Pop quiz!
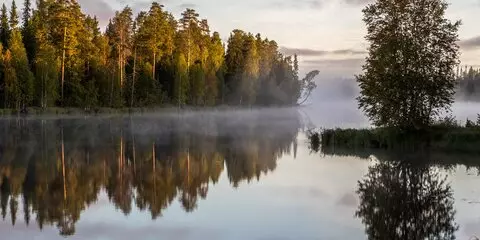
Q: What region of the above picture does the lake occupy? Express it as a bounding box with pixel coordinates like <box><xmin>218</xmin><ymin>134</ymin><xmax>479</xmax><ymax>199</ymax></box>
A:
<box><xmin>0</xmin><ymin>106</ymin><xmax>479</xmax><ymax>240</ymax></box>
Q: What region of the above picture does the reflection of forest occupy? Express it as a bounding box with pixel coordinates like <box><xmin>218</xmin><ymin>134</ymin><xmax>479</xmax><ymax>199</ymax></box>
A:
<box><xmin>356</xmin><ymin>158</ymin><xmax>458</xmax><ymax>239</ymax></box>
<box><xmin>0</xmin><ymin>111</ymin><xmax>300</xmax><ymax>236</ymax></box>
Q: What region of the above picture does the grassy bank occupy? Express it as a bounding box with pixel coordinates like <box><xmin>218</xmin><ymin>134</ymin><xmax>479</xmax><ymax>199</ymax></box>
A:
<box><xmin>313</xmin><ymin>125</ymin><xmax>480</xmax><ymax>153</ymax></box>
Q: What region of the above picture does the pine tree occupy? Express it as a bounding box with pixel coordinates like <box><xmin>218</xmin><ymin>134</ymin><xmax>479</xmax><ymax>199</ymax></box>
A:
<box><xmin>106</xmin><ymin>7</ymin><xmax>134</xmax><ymax>106</ymax></box>
<box><xmin>136</xmin><ymin>3</ymin><xmax>175</xmax><ymax>80</ymax></box>
<box><xmin>3</xmin><ymin>49</ymin><xmax>19</xmax><ymax>108</ymax></box>
<box><xmin>0</xmin><ymin>0</ymin><xmax>313</xmax><ymax>109</ymax></box>
<box><xmin>205</xmin><ymin>32</ymin><xmax>224</xmax><ymax>105</ymax></box>
<box><xmin>32</xmin><ymin>1</ymin><xmax>58</xmax><ymax>107</ymax></box>
<box><xmin>22</xmin><ymin>0</ymin><xmax>34</xmax><ymax>65</ymax></box>
<box><xmin>22</xmin><ymin>0</ymin><xmax>31</xmax><ymax>26</ymax></box>
<box><xmin>174</xmin><ymin>53</ymin><xmax>189</xmax><ymax>105</ymax></box>
<box><xmin>48</xmin><ymin>0</ymin><xmax>88</xmax><ymax>106</ymax></box>
<box><xmin>0</xmin><ymin>43</ymin><xmax>4</xmax><ymax>107</ymax></box>
<box><xmin>9</xmin><ymin>0</ymin><xmax>19</xmax><ymax>29</ymax></box>
<box><xmin>0</xmin><ymin>4</ymin><xmax>9</xmax><ymax>47</ymax></box>
<box><xmin>241</xmin><ymin>34</ymin><xmax>260</xmax><ymax>105</ymax></box>
<box><xmin>9</xmin><ymin>29</ymin><xmax>34</xmax><ymax>108</ymax></box>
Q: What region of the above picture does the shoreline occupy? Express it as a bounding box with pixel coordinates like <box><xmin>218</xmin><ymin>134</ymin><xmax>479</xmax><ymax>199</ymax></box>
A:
<box><xmin>0</xmin><ymin>105</ymin><xmax>302</xmax><ymax>117</ymax></box>
<box><xmin>310</xmin><ymin>126</ymin><xmax>480</xmax><ymax>154</ymax></box>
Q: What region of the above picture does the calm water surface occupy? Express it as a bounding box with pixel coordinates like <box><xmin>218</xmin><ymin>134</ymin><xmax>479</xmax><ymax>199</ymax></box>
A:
<box><xmin>0</xmin><ymin>107</ymin><xmax>479</xmax><ymax>240</ymax></box>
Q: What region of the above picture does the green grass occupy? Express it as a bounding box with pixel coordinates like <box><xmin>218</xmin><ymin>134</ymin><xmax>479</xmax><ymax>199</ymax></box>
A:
<box><xmin>317</xmin><ymin>126</ymin><xmax>480</xmax><ymax>153</ymax></box>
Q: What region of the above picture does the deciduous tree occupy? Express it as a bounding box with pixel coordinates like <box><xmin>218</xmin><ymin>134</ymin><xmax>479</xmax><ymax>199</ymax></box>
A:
<box><xmin>357</xmin><ymin>0</ymin><xmax>461</xmax><ymax>128</ymax></box>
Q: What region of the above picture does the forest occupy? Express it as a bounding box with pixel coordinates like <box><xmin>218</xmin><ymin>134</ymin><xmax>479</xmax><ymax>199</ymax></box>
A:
<box><xmin>0</xmin><ymin>0</ymin><xmax>317</xmax><ymax>110</ymax></box>
<box><xmin>456</xmin><ymin>66</ymin><xmax>480</xmax><ymax>101</ymax></box>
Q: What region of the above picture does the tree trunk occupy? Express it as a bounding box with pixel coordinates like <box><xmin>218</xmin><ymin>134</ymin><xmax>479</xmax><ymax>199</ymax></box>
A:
<box><xmin>61</xmin><ymin>26</ymin><xmax>66</xmax><ymax>106</ymax></box>
<box><xmin>152</xmin><ymin>142</ymin><xmax>156</xmax><ymax>170</ymax></box>
<box><xmin>152</xmin><ymin>51</ymin><xmax>156</xmax><ymax>80</ymax></box>
<box><xmin>119</xmin><ymin>31</ymin><xmax>124</xmax><ymax>89</ymax></box>
<box><xmin>131</xmin><ymin>118</ymin><xmax>136</xmax><ymax>174</ymax></box>
<box><xmin>61</xmin><ymin>127</ymin><xmax>66</xmax><ymax>201</ymax></box>
<box><xmin>131</xmin><ymin>48</ymin><xmax>136</xmax><ymax>108</ymax></box>
<box><xmin>187</xmin><ymin>149</ymin><xmax>190</xmax><ymax>183</ymax></box>
<box><xmin>119</xmin><ymin>135</ymin><xmax>124</xmax><ymax>173</ymax></box>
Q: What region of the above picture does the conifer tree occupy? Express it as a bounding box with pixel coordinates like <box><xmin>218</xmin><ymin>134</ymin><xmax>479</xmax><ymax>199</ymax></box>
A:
<box><xmin>9</xmin><ymin>29</ymin><xmax>34</xmax><ymax>108</ymax></box>
<box><xmin>9</xmin><ymin>0</ymin><xmax>19</xmax><ymax>29</ymax></box>
<box><xmin>0</xmin><ymin>4</ymin><xmax>9</xmax><ymax>47</ymax></box>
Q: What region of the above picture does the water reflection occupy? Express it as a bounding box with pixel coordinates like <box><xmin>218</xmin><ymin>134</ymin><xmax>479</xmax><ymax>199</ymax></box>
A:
<box><xmin>0</xmin><ymin>109</ymin><xmax>301</xmax><ymax>236</ymax></box>
<box><xmin>321</xmin><ymin>144</ymin><xmax>464</xmax><ymax>239</ymax></box>
<box><xmin>356</xmin><ymin>157</ymin><xmax>458</xmax><ymax>239</ymax></box>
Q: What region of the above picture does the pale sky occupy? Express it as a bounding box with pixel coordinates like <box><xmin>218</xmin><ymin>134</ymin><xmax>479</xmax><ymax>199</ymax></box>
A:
<box><xmin>3</xmin><ymin>0</ymin><xmax>480</xmax><ymax>78</ymax></box>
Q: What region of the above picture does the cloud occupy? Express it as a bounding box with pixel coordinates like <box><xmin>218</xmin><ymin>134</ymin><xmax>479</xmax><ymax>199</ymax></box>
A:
<box><xmin>280</xmin><ymin>46</ymin><xmax>367</xmax><ymax>57</ymax></box>
<box><xmin>342</xmin><ymin>0</ymin><xmax>372</xmax><ymax>6</ymax></box>
<box><xmin>336</xmin><ymin>192</ymin><xmax>358</xmax><ymax>207</ymax></box>
<box><xmin>303</xmin><ymin>58</ymin><xmax>364</xmax><ymax>66</ymax></box>
<box><xmin>268</xmin><ymin>0</ymin><xmax>324</xmax><ymax>9</ymax></box>
<box><xmin>268</xmin><ymin>0</ymin><xmax>371</xmax><ymax>9</ymax></box>
<box><xmin>459</xmin><ymin>36</ymin><xmax>480</xmax><ymax>50</ymax></box>
<box><xmin>178</xmin><ymin>3</ymin><xmax>198</xmax><ymax>10</ymax></box>
<box><xmin>302</xmin><ymin>58</ymin><xmax>365</xmax><ymax>78</ymax></box>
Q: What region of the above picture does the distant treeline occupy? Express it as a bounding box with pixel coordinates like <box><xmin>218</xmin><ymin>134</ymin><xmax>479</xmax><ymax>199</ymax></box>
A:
<box><xmin>0</xmin><ymin>0</ymin><xmax>316</xmax><ymax>110</ymax></box>
<box><xmin>456</xmin><ymin>66</ymin><xmax>480</xmax><ymax>101</ymax></box>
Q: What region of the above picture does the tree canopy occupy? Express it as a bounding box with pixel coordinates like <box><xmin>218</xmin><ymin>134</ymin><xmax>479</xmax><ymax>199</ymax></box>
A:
<box><xmin>357</xmin><ymin>0</ymin><xmax>460</xmax><ymax>128</ymax></box>
<box><xmin>0</xmin><ymin>1</ymin><xmax>318</xmax><ymax>110</ymax></box>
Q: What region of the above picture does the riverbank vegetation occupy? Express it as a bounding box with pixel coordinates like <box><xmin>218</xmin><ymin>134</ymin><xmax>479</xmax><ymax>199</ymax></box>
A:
<box><xmin>0</xmin><ymin>0</ymin><xmax>318</xmax><ymax>111</ymax></box>
<box><xmin>308</xmin><ymin>115</ymin><xmax>480</xmax><ymax>153</ymax></box>
<box><xmin>308</xmin><ymin>0</ymin><xmax>480</xmax><ymax>153</ymax></box>
<box><xmin>456</xmin><ymin>67</ymin><xmax>480</xmax><ymax>101</ymax></box>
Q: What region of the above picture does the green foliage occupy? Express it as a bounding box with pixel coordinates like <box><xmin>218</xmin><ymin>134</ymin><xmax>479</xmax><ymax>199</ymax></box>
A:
<box><xmin>9</xmin><ymin>0</ymin><xmax>19</xmax><ymax>29</ymax></box>
<box><xmin>21</xmin><ymin>0</ymin><xmax>34</xmax><ymax>65</ymax></box>
<box><xmin>316</xmin><ymin>126</ymin><xmax>480</xmax><ymax>153</ymax></box>
<box><xmin>3</xmin><ymin>50</ymin><xmax>20</xmax><ymax>108</ymax></box>
<box><xmin>225</xmin><ymin>30</ymin><xmax>317</xmax><ymax>106</ymax></box>
<box><xmin>456</xmin><ymin>66</ymin><xmax>480</xmax><ymax>100</ymax></box>
<box><xmin>0</xmin><ymin>43</ymin><xmax>4</xmax><ymax>107</ymax></box>
<box><xmin>0</xmin><ymin>4</ymin><xmax>9</xmax><ymax>47</ymax></box>
<box><xmin>8</xmin><ymin>29</ymin><xmax>34</xmax><ymax>108</ymax></box>
<box><xmin>434</xmin><ymin>115</ymin><xmax>459</xmax><ymax>128</ymax></box>
<box><xmin>357</xmin><ymin>0</ymin><xmax>460</xmax><ymax>128</ymax></box>
<box><xmin>306</xmin><ymin>129</ymin><xmax>320</xmax><ymax>152</ymax></box>
<box><xmin>0</xmin><ymin>1</ymin><xmax>313</xmax><ymax>110</ymax></box>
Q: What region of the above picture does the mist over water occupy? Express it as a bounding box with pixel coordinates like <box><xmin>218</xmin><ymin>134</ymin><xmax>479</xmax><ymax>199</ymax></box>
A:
<box><xmin>302</xmin><ymin>77</ymin><xmax>480</xmax><ymax>128</ymax></box>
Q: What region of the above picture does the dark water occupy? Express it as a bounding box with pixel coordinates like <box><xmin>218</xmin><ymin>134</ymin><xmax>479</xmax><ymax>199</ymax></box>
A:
<box><xmin>0</xmin><ymin>108</ymin><xmax>479</xmax><ymax>240</ymax></box>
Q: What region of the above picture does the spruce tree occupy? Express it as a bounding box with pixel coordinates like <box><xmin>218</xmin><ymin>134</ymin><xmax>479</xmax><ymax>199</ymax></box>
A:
<box><xmin>9</xmin><ymin>0</ymin><xmax>19</xmax><ymax>29</ymax></box>
<box><xmin>0</xmin><ymin>4</ymin><xmax>9</xmax><ymax>47</ymax></box>
<box><xmin>22</xmin><ymin>0</ymin><xmax>34</xmax><ymax>64</ymax></box>
<box><xmin>9</xmin><ymin>29</ymin><xmax>34</xmax><ymax>108</ymax></box>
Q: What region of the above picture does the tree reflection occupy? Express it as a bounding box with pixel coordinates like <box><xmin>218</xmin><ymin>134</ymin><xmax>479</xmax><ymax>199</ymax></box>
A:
<box><xmin>0</xmin><ymin>109</ymin><xmax>301</xmax><ymax>236</ymax></box>
<box><xmin>356</xmin><ymin>158</ymin><xmax>458</xmax><ymax>240</ymax></box>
